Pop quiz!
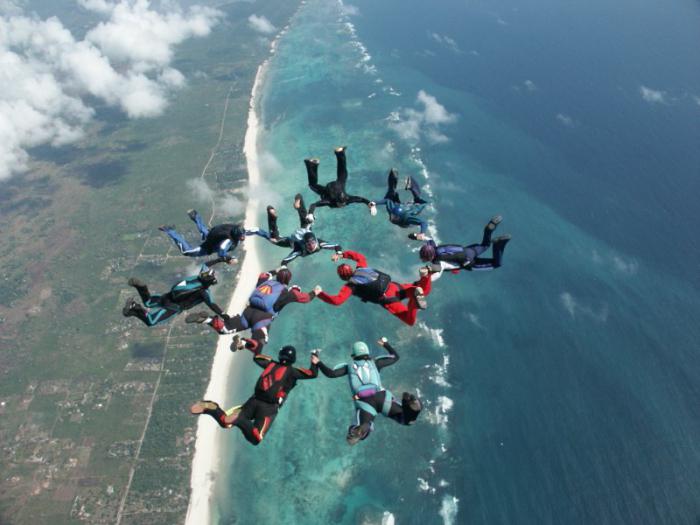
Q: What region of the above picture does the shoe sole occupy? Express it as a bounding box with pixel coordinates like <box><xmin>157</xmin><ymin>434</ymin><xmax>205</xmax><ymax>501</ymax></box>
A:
<box><xmin>191</xmin><ymin>400</ymin><xmax>219</xmax><ymax>415</ymax></box>
<box><xmin>185</xmin><ymin>313</ymin><xmax>208</xmax><ymax>324</ymax></box>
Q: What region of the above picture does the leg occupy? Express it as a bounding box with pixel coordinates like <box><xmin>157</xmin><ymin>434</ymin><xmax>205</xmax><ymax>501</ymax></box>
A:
<box><xmin>347</xmin><ymin>408</ymin><xmax>375</xmax><ymax>445</ymax></box>
<box><xmin>188</xmin><ymin>209</ymin><xmax>210</xmax><ymax>240</ymax></box>
<box><xmin>159</xmin><ymin>226</ymin><xmax>204</xmax><ymax>257</ymax></box>
<box><xmin>190</xmin><ymin>400</ymin><xmax>232</xmax><ymax>428</ymax></box>
<box><xmin>234</xmin><ymin>399</ymin><xmax>277</xmax><ymax>446</ymax></box>
<box><xmin>126</xmin><ymin>301</ymin><xmax>179</xmax><ymax>327</ymax></box>
<box><xmin>128</xmin><ymin>278</ymin><xmax>152</xmax><ymax>304</ymax></box>
<box><xmin>406</xmin><ymin>176</ymin><xmax>428</xmax><ymax>204</ymax></box>
<box><xmin>470</xmin><ymin>235</ymin><xmax>511</xmax><ymax>270</ymax></box>
<box><xmin>294</xmin><ymin>194</ymin><xmax>311</xmax><ymax>228</ymax></box>
<box><xmin>266</xmin><ymin>205</ymin><xmax>280</xmax><ymax>239</ymax></box>
<box><xmin>386</xmin><ymin>392</ymin><xmax>422</xmax><ymax>425</ymax></box>
<box><xmin>334</xmin><ymin>146</ymin><xmax>348</xmax><ymax>186</ymax></box>
<box><xmin>384</xmin><ymin>169</ymin><xmax>401</xmax><ymax>203</ymax></box>
<box><xmin>480</xmin><ymin>215</ymin><xmax>503</xmax><ymax>246</ymax></box>
<box><xmin>305</xmin><ymin>158</ymin><xmax>326</xmax><ymax>195</ymax></box>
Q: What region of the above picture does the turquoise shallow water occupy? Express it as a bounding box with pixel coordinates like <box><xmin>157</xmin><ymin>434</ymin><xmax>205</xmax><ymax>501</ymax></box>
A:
<box><xmin>212</xmin><ymin>0</ymin><xmax>700</xmax><ymax>523</ymax></box>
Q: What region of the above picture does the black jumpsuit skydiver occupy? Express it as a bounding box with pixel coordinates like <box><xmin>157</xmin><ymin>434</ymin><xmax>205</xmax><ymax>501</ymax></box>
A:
<box><xmin>196</xmin><ymin>353</ymin><xmax>318</xmax><ymax>445</ymax></box>
<box><xmin>305</xmin><ymin>147</ymin><xmax>371</xmax><ymax>215</ymax></box>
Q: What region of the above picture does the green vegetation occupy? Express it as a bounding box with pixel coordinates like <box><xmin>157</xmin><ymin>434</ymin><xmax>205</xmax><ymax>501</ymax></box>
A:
<box><xmin>0</xmin><ymin>0</ymin><xmax>300</xmax><ymax>522</ymax></box>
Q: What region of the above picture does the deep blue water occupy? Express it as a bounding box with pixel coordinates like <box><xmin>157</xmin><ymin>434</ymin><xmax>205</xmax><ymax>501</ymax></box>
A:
<box><xmin>213</xmin><ymin>1</ymin><xmax>700</xmax><ymax>523</ymax></box>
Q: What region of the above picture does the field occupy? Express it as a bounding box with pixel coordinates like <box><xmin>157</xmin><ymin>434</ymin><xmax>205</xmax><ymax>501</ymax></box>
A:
<box><xmin>0</xmin><ymin>1</ymin><xmax>298</xmax><ymax>523</ymax></box>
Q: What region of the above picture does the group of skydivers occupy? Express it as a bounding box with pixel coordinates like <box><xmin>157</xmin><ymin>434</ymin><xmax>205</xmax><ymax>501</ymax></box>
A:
<box><xmin>122</xmin><ymin>147</ymin><xmax>511</xmax><ymax>446</ymax></box>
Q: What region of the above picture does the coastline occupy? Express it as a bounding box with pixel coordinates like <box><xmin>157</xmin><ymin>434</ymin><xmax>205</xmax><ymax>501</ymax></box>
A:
<box><xmin>184</xmin><ymin>61</ymin><xmax>270</xmax><ymax>525</ymax></box>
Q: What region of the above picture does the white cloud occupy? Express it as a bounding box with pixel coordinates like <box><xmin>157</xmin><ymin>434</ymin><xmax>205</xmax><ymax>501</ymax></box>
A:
<box><xmin>612</xmin><ymin>256</ymin><xmax>638</xmax><ymax>274</ymax></box>
<box><xmin>187</xmin><ymin>178</ymin><xmax>245</xmax><ymax>218</ymax></box>
<box><xmin>693</xmin><ymin>96</ymin><xmax>700</xmax><ymax>107</ymax></box>
<box><xmin>0</xmin><ymin>1</ymin><xmax>222</xmax><ymax>180</ymax></box>
<box><xmin>560</xmin><ymin>291</ymin><xmax>608</xmax><ymax>322</ymax></box>
<box><xmin>428</xmin><ymin>31</ymin><xmax>461</xmax><ymax>54</ymax></box>
<box><xmin>388</xmin><ymin>90</ymin><xmax>457</xmax><ymax>145</ymax></box>
<box><xmin>524</xmin><ymin>79</ymin><xmax>537</xmax><ymax>91</ymax></box>
<box><xmin>640</xmin><ymin>85</ymin><xmax>667</xmax><ymax>104</ymax></box>
<box><xmin>556</xmin><ymin>113</ymin><xmax>574</xmax><ymax>127</ymax></box>
<box><xmin>248</xmin><ymin>14</ymin><xmax>275</xmax><ymax>35</ymax></box>
<box><xmin>340</xmin><ymin>3</ymin><xmax>360</xmax><ymax>16</ymax></box>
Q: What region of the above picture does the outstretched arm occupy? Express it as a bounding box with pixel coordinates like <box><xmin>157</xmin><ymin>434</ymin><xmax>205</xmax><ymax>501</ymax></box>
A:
<box><xmin>281</xmin><ymin>250</ymin><xmax>302</xmax><ymax>266</ymax></box>
<box><xmin>317</xmin><ymin>285</ymin><xmax>353</xmax><ymax>306</ymax></box>
<box><xmin>317</xmin><ymin>361</ymin><xmax>348</xmax><ymax>378</ymax></box>
<box><xmin>253</xmin><ymin>354</ymin><xmax>273</xmax><ymax>368</ymax></box>
<box><xmin>201</xmin><ymin>290</ymin><xmax>224</xmax><ymax>316</ymax></box>
<box><xmin>319</xmin><ymin>240</ymin><xmax>342</xmax><ymax>253</ymax></box>
<box><xmin>341</xmin><ymin>250</ymin><xmax>367</xmax><ymax>268</ymax></box>
<box><xmin>292</xmin><ymin>361</ymin><xmax>318</xmax><ymax>379</ymax></box>
<box><xmin>375</xmin><ymin>341</ymin><xmax>399</xmax><ymax>370</ymax></box>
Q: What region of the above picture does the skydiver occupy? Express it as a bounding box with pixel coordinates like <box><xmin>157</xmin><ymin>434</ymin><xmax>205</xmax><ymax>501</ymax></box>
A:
<box><xmin>304</xmin><ymin>146</ymin><xmax>374</xmax><ymax>222</ymax></box>
<box><xmin>122</xmin><ymin>265</ymin><xmax>223</xmax><ymax>326</ymax></box>
<box><xmin>316</xmin><ymin>338</ymin><xmax>421</xmax><ymax>445</ymax></box>
<box><xmin>185</xmin><ymin>267</ymin><xmax>317</xmax><ymax>353</ymax></box>
<box><xmin>419</xmin><ymin>216</ymin><xmax>511</xmax><ymax>280</ymax></box>
<box><xmin>159</xmin><ymin>209</ymin><xmax>257</xmax><ymax>261</ymax></box>
<box><xmin>315</xmin><ymin>250</ymin><xmax>432</xmax><ymax>326</ymax></box>
<box><xmin>252</xmin><ymin>194</ymin><xmax>343</xmax><ymax>266</ymax></box>
<box><xmin>369</xmin><ymin>169</ymin><xmax>429</xmax><ymax>241</ymax></box>
<box><xmin>190</xmin><ymin>345</ymin><xmax>319</xmax><ymax>446</ymax></box>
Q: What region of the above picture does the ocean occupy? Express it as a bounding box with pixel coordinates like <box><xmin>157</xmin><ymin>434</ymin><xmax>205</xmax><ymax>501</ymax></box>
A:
<box><xmin>208</xmin><ymin>0</ymin><xmax>700</xmax><ymax>523</ymax></box>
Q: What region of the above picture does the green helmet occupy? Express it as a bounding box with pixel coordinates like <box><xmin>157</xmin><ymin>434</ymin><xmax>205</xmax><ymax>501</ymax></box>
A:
<box><xmin>351</xmin><ymin>341</ymin><xmax>370</xmax><ymax>359</ymax></box>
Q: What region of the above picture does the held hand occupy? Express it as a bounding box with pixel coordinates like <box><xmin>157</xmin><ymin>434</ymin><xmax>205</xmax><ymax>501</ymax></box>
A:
<box><xmin>313</xmin><ymin>285</ymin><xmax>323</xmax><ymax>295</ymax></box>
<box><xmin>377</xmin><ymin>337</ymin><xmax>388</xmax><ymax>347</ymax></box>
<box><xmin>226</xmin><ymin>258</ymin><xmax>238</xmax><ymax>266</ymax></box>
<box><xmin>419</xmin><ymin>266</ymin><xmax>429</xmax><ymax>277</ymax></box>
<box><xmin>310</xmin><ymin>353</ymin><xmax>320</xmax><ymax>365</ymax></box>
<box><xmin>331</xmin><ymin>253</ymin><xmax>340</xmax><ymax>262</ymax></box>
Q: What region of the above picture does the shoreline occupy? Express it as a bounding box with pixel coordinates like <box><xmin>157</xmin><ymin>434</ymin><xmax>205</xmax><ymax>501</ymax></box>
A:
<box><xmin>184</xmin><ymin>60</ymin><xmax>270</xmax><ymax>525</ymax></box>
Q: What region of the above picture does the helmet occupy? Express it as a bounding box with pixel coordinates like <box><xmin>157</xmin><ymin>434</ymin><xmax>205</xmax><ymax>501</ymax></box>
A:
<box><xmin>337</xmin><ymin>263</ymin><xmax>354</xmax><ymax>280</ymax></box>
<box><xmin>276</xmin><ymin>267</ymin><xmax>292</xmax><ymax>285</ymax></box>
<box><xmin>278</xmin><ymin>345</ymin><xmax>296</xmax><ymax>364</ymax></box>
<box><xmin>351</xmin><ymin>341</ymin><xmax>370</xmax><ymax>359</ymax></box>
<box><xmin>419</xmin><ymin>243</ymin><xmax>436</xmax><ymax>262</ymax></box>
<box><xmin>198</xmin><ymin>266</ymin><xmax>217</xmax><ymax>285</ymax></box>
<box><xmin>303</xmin><ymin>231</ymin><xmax>318</xmax><ymax>251</ymax></box>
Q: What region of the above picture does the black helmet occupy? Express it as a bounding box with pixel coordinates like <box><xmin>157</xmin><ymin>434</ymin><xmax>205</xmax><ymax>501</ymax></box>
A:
<box><xmin>276</xmin><ymin>267</ymin><xmax>292</xmax><ymax>285</ymax></box>
<box><xmin>302</xmin><ymin>231</ymin><xmax>318</xmax><ymax>251</ymax></box>
<box><xmin>198</xmin><ymin>265</ymin><xmax>217</xmax><ymax>285</ymax></box>
<box><xmin>278</xmin><ymin>345</ymin><xmax>296</xmax><ymax>364</ymax></box>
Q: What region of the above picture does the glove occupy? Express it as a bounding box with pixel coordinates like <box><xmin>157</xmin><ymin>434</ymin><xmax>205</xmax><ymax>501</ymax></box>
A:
<box><xmin>313</xmin><ymin>285</ymin><xmax>323</xmax><ymax>295</ymax></box>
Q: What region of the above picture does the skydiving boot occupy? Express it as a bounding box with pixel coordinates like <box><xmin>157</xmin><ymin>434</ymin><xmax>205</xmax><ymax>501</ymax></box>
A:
<box><xmin>158</xmin><ymin>224</ymin><xmax>175</xmax><ymax>232</ymax></box>
<box><xmin>346</xmin><ymin>422</ymin><xmax>371</xmax><ymax>446</ymax></box>
<box><xmin>122</xmin><ymin>297</ymin><xmax>139</xmax><ymax>317</ymax></box>
<box><xmin>487</xmin><ymin>215</ymin><xmax>502</xmax><ymax>231</ymax></box>
<box><xmin>190</xmin><ymin>400</ymin><xmax>236</xmax><ymax>429</ymax></box>
<box><xmin>185</xmin><ymin>311</ymin><xmax>210</xmax><ymax>324</ymax></box>
<box><xmin>230</xmin><ymin>335</ymin><xmax>245</xmax><ymax>352</ymax></box>
<box><xmin>122</xmin><ymin>298</ymin><xmax>149</xmax><ymax>324</ymax></box>
<box><xmin>401</xmin><ymin>392</ymin><xmax>422</xmax><ymax>425</ymax></box>
<box><xmin>334</xmin><ymin>146</ymin><xmax>347</xmax><ymax>154</ymax></box>
<box><xmin>187</xmin><ymin>209</ymin><xmax>199</xmax><ymax>221</ymax></box>
<box><xmin>414</xmin><ymin>287</ymin><xmax>428</xmax><ymax>310</ymax></box>
<box><xmin>127</xmin><ymin>277</ymin><xmax>147</xmax><ymax>288</ymax></box>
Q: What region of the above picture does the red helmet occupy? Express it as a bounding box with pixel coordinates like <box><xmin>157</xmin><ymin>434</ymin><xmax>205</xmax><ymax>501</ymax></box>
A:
<box><xmin>276</xmin><ymin>268</ymin><xmax>292</xmax><ymax>285</ymax></box>
<box><xmin>337</xmin><ymin>264</ymin><xmax>354</xmax><ymax>280</ymax></box>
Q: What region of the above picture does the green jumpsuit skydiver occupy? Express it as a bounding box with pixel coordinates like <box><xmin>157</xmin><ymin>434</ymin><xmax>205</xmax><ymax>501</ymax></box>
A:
<box><xmin>317</xmin><ymin>339</ymin><xmax>422</xmax><ymax>445</ymax></box>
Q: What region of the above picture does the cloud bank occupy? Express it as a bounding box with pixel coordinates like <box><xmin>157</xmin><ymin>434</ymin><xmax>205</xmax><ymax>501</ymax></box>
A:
<box><xmin>0</xmin><ymin>0</ymin><xmax>222</xmax><ymax>180</ymax></box>
<box><xmin>247</xmin><ymin>14</ymin><xmax>275</xmax><ymax>35</ymax></box>
<box><xmin>639</xmin><ymin>85</ymin><xmax>666</xmax><ymax>104</ymax></box>
<box><xmin>388</xmin><ymin>90</ymin><xmax>457</xmax><ymax>144</ymax></box>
